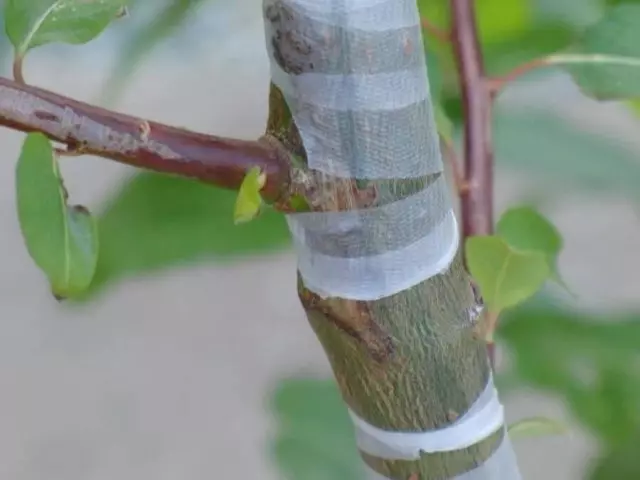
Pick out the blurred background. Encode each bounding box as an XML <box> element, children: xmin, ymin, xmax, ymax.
<box><xmin>0</xmin><ymin>0</ymin><xmax>640</xmax><ymax>478</ymax></box>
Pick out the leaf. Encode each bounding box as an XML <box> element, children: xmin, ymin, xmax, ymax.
<box><xmin>271</xmin><ymin>377</ymin><xmax>364</xmax><ymax>480</ymax></box>
<box><xmin>80</xmin><ymin>172</ymin><xmax>290</xmax><ymax>300</ymax></box>
<box><xmin>101</xmin><ymin>0</ymin><xmax>208</xmax><ymax>104</ymax></box>
<box><xmin>5</xmin><ymin>0</ymin><xmax>126</xmax><ymax>55</ymax></box>
<box><xmin>490</xmin><ymin>109</ymin><xmax>640</xmax><ymax>200</ymax></box>
<box><xmin>16</xmin><ymin>133</ymin><xmax>99</xmax><ymax>298</ymax></box>
<box><xmin>560</xmin><ymin>4</ymin><xmax>640</xmax><ymax>99</ymax></box>
<box><xmin>508</xmin><ymin>416</ymin><xmax>569</xmax><ymax>439</ymax></box>
<box><xmin>234</xmin><ymin>167</ymin><xmax>266</xmax><ymax>225</ymax></box>
<box><xmin>465</xmin><ymin>235</ymin><xmax>550</xmax><ymax>312</ymax></box>
<box><xmin>496</xmin><ymin>206</ymin><xmax>567</xmax><ymax>288</ymax></box>
<box><xmin>590</xmin><ymin>427</ymin><xmax>640</xmax><ymax>480</ymax></box>
<box><xmin>499</xmin><ymin>298</ymin><xmax>640</xmax><ymax>446</ymax></box>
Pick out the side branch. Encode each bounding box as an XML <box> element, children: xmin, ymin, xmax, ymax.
<box><xmin>0</xmin><ymin>76</ymin><xmax>290</xmax><ymax>201</ymax></box>
<box><xmin>450</xmin><ymin>0</ymin><xmax>493</xmax><ymax>238</ymax></box>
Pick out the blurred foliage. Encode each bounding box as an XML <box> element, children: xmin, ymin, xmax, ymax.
<box><xmin>82</xmin><ymin>172</ymin><xmax>289</xmax><ymax>299</ymax></box>
<box><xmin>3</xmin><ymin>0</ymin><xmax>640</xmax><ymax>478</ymax></box>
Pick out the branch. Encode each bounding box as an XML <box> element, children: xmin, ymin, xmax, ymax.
<box><xmin>486</xmin><ymin>57</ymin><xmax>550</xmax><ymax>98</ymax></box>
<box><xmin>450</xmin><ymin>0</ymin><xmax>493</xmax><ymax>239</ymax></box>
<box><xmin>421</xmin><ymin>17</ymin><xmax>451</xmax><ymax>43</ymax></box>
<box><xmin>0</xmin><ymin>76</ymin><xmax>290</xmax><ymax>201</ymax></box>
<box><xmin>450</xmin><ymin>0</ymin><xmax>497</xmax><ymax>367</ymax></box>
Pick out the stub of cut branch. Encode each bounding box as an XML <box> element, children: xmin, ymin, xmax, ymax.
<box><xmin>0</xmin><ymin>76</ymin><xmax>291</xmax><ymax>202</ymax></box>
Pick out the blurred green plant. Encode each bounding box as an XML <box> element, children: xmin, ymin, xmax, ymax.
<box><xmin>3</xmin><ymin>0</ymin><xmax>640</xmax><ymax>479</ymax></box>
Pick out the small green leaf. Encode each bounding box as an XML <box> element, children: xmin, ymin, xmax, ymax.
<box><xmin>5</xmin><ymin>0</ymin><xmax>126</xmax><ymax>55</ymax></box>
<box><xmin>234</xmin><ymin>167</ymin><xmax>267</xmax><ymax>224</ymax></box>
<box><xmin>465</xmin><ymin>235</ymin><xmax>550</xmax><ymax>312</ymax></box>
<box><xmin>272</xmin><ymin>378</ymin><xmax>364</xmax><ymax>480</ymax></box>
<box><xmin>16</xmin><ymin>133</ymin><xmax>99</xmax><ymax>298</ymax></box>
<box><xmin>559</xmin><ymin>4</ymin><xmax>640</xmax><ymax>99</ymax></box>
<box><xmin>496</xmin><ymin>206</ymin><xmax>568</xmax><ymax>289</ymax></box>
<box><xmin>508</xmin><ymin>416</ymin><xmax>569</xmax><ymax>439</ymax></box>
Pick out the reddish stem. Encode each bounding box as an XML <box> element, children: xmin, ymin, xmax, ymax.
<box><xmin>0</xmin><ymin>76</ymin><xmax>290</xmax><ymax>201</ymax></box>
<box><xmin>487</xmin><ymin>57</ymin><xmax>550</xmax><ymax>98</ymax></box>
<box><xmin>450</xmin><ymin>0</ymin><xmax>495</xmax><ymax>366</ymax></box>
<box><xmin>421</xmin><ymin>17</ymin><xmax>451</xmax><ymax>43</ymax></box>
<box><xmin>450</xmin><ymin>0</ymin><xmax>493</xmax><ymax>239</ymax></box>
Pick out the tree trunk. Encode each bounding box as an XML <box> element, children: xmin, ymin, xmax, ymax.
<box><xmin>262</xmin><ymin>1</ymin><xmax>521</xmax><ymax>478</ymax></box>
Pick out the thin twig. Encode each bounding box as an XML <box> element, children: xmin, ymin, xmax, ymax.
<box><xmin>486</xmin><ymin>57</ymin><xmax>550</xmax><ymax>98</ymax></box>
<box><xmin>450</xmin><ymin>0</ymin><xmax>496</xmax><ymax>366</ymax></box>
<box><xmin>421</xmin><ymin>17</ymin><xmax>451</xmax><ymax>43</ymax></box>
<box><xmin>0</xmin><ymin>76</ymin><xmax>290</xmax><ymax>201</ymax></box>
<box><xmin>450</xmin><ymin>0</ymin><xmax>493</xmax><ymax>239</ymax></box>
<box><xmin>440</xmin><ymin>137</ymin><xmax>468</xmax><ymax>194</ymax></box>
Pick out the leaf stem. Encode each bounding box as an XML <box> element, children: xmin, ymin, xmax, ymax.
<box><xmin>0</xmin><ymin>76</ymin><xmax>291</xmax><ymax>201</ymax></box>
<box><xmin>486</xmin><ymin>57</ymin><xmax>550</xmax><ymax>98</ymax></box>
<box><xmin>421</xmin><ymin>17</ymin><xmax>451</xmax><ymax>43</ymax></box>
<box><xmin>13</xmin><ymin>55</ymin><xmax>25</xmax><ymax>84</ymax></box>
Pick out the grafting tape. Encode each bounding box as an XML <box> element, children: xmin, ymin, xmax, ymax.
<box><xmin>348</xmin><ymin>375</ymin><xmax>505</xmax><ymax>460</ymax></box>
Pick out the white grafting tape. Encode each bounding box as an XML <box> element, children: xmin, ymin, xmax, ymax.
<box><xmin>289</xmin><ymin>208</ymin><xmax>459</xmax><ymax>301</ymax></box>
<box><xmin>361</xmin><ymin>430</ymin><xmax>522</xmax><ymax>480</ymax></box>
<box><xmin>269</xmin><ymin>65</ymin><xmax>430</xmax><ymax>111</ymax></box>
<box><xmin>348</xmin><ymin>375</ymin><xmax>505</xmax><ymax>460</ymax></box>
<box><xmin>274</xmin><ymin>0</ymin><xmax>420</xmax><ymax>31</ymax></box>
<box><xmin>264</xmin><ymin>0</ymin><xmax>452</xmax><ymax>299</ymax></box>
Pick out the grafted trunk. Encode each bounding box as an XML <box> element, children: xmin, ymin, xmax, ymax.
<box><xmin>262</xmin><ymin>1</ymin><xmax>521</xmax><ymax>478</ymax></box>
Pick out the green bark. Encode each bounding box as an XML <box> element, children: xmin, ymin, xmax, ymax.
<box><xmin>263</xmin><ymin>2</ymin><xmax>506</xmax><ymax>477</ymax></box>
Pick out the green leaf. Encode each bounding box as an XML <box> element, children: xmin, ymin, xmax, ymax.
<box><xmin>496</xmin><ymin>206</ymin><xmax>567</xmax><ymax>288</ymax></box>
<box><xmin>491</xmin><ymin>109</ymin><xmax>640</xmax><ymax>200</ymax></box>
<box><xmin>234</xmin><ymin>166</ymin><xmax>266</xmax><ymax>225</ymax></box>
<box><xmin>5</xmin><ymin>0</ymin><xmax>126</xmax><ymax>55</ymax></box>
<box><xmin>81</xmin><ymin>172</ymin><xmax>290</xmax><ymax>300</ymax></box>
<box><xmin>508</xmin><ymin>416</ymin><xmax>569</xmax><ymax>439</ymax></box>
<box><xmin>560</xmin><ymin>4</ymin><xmax>640</xmax><ymax>99</ymax></box>
<box><xmin>499</xmin><ymin>298</ymin><xmax>640</xmax><ymax>446</ymax></box>
<box><xmin>590</xmin><ymin>427</ymin><xmax>640</xmax><ymax>480</ymax></box>
<box><xmin>465</xmin><ymin>235</ymin><xmax>550</xmax><ymax>312</ymax></box>
<box><xmin>271</xmin><ymin>377</ymin><xmax>364</xmax><ymax>480</ymax></box>
<box><xmin>16</xmin><ymin>133</ymin><xmax>99</xmax><ymax>298</ymax></box>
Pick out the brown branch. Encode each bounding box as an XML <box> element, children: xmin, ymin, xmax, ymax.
<box><xmin>486</xmin><ymin>56</ymin><xmax>551</xmax><ymax>98</ymax></box>
<box><xmin>450</xmin><ymin>0</ymin><xmax>493</xmax><ymax>239</ymax></box>
<box><xmin>450</xmin><ymin>0</ymin><xmax>496</xmax><ymax>366</ymax></box>
<box><xmin>0</xmin><ymin>76</ymin><xmax>291</xmax><ymax>201</ymax></box>
<box><xmin>421</xmin><ymin>17</ymin><xmax>451</xmax><ymax>43</ymax></box>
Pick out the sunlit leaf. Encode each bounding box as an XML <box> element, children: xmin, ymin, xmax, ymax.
<box><xmin>508</xmin><ymin>416</ymin><xmax>569</xmax><ymax>439</ymax></box>
<box><xmin>16</xmin><ymin>133</ymin><xmax>99</xmax><ymax>298</ymax></box>
<box><xmin>271</xmin><ymin>377</ymin><xmax>364</xmax><ymax>480</ymax></box>
<box><xmin>234</xmin><ymin>166</ymin><xmax>266</xmax><ymax>224</ymax></box>
<box><xmin>560</xmin><ymin>4</ymin><xmax>640</xmax><ymax>99</ymax></box>
<box><xmin>465</xmin><ymin>235</ymin><xmax>550</xmax><ymax>313</ymax></box>
<box><xmin>81</xmin><ymin>172</ymin><xmax>290</xmax><ymax>299</ymax></box>
<box><xmin>5</xmin><ymin>0</ymin><xmax>126</xmax><ymax>55</ymax></box>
